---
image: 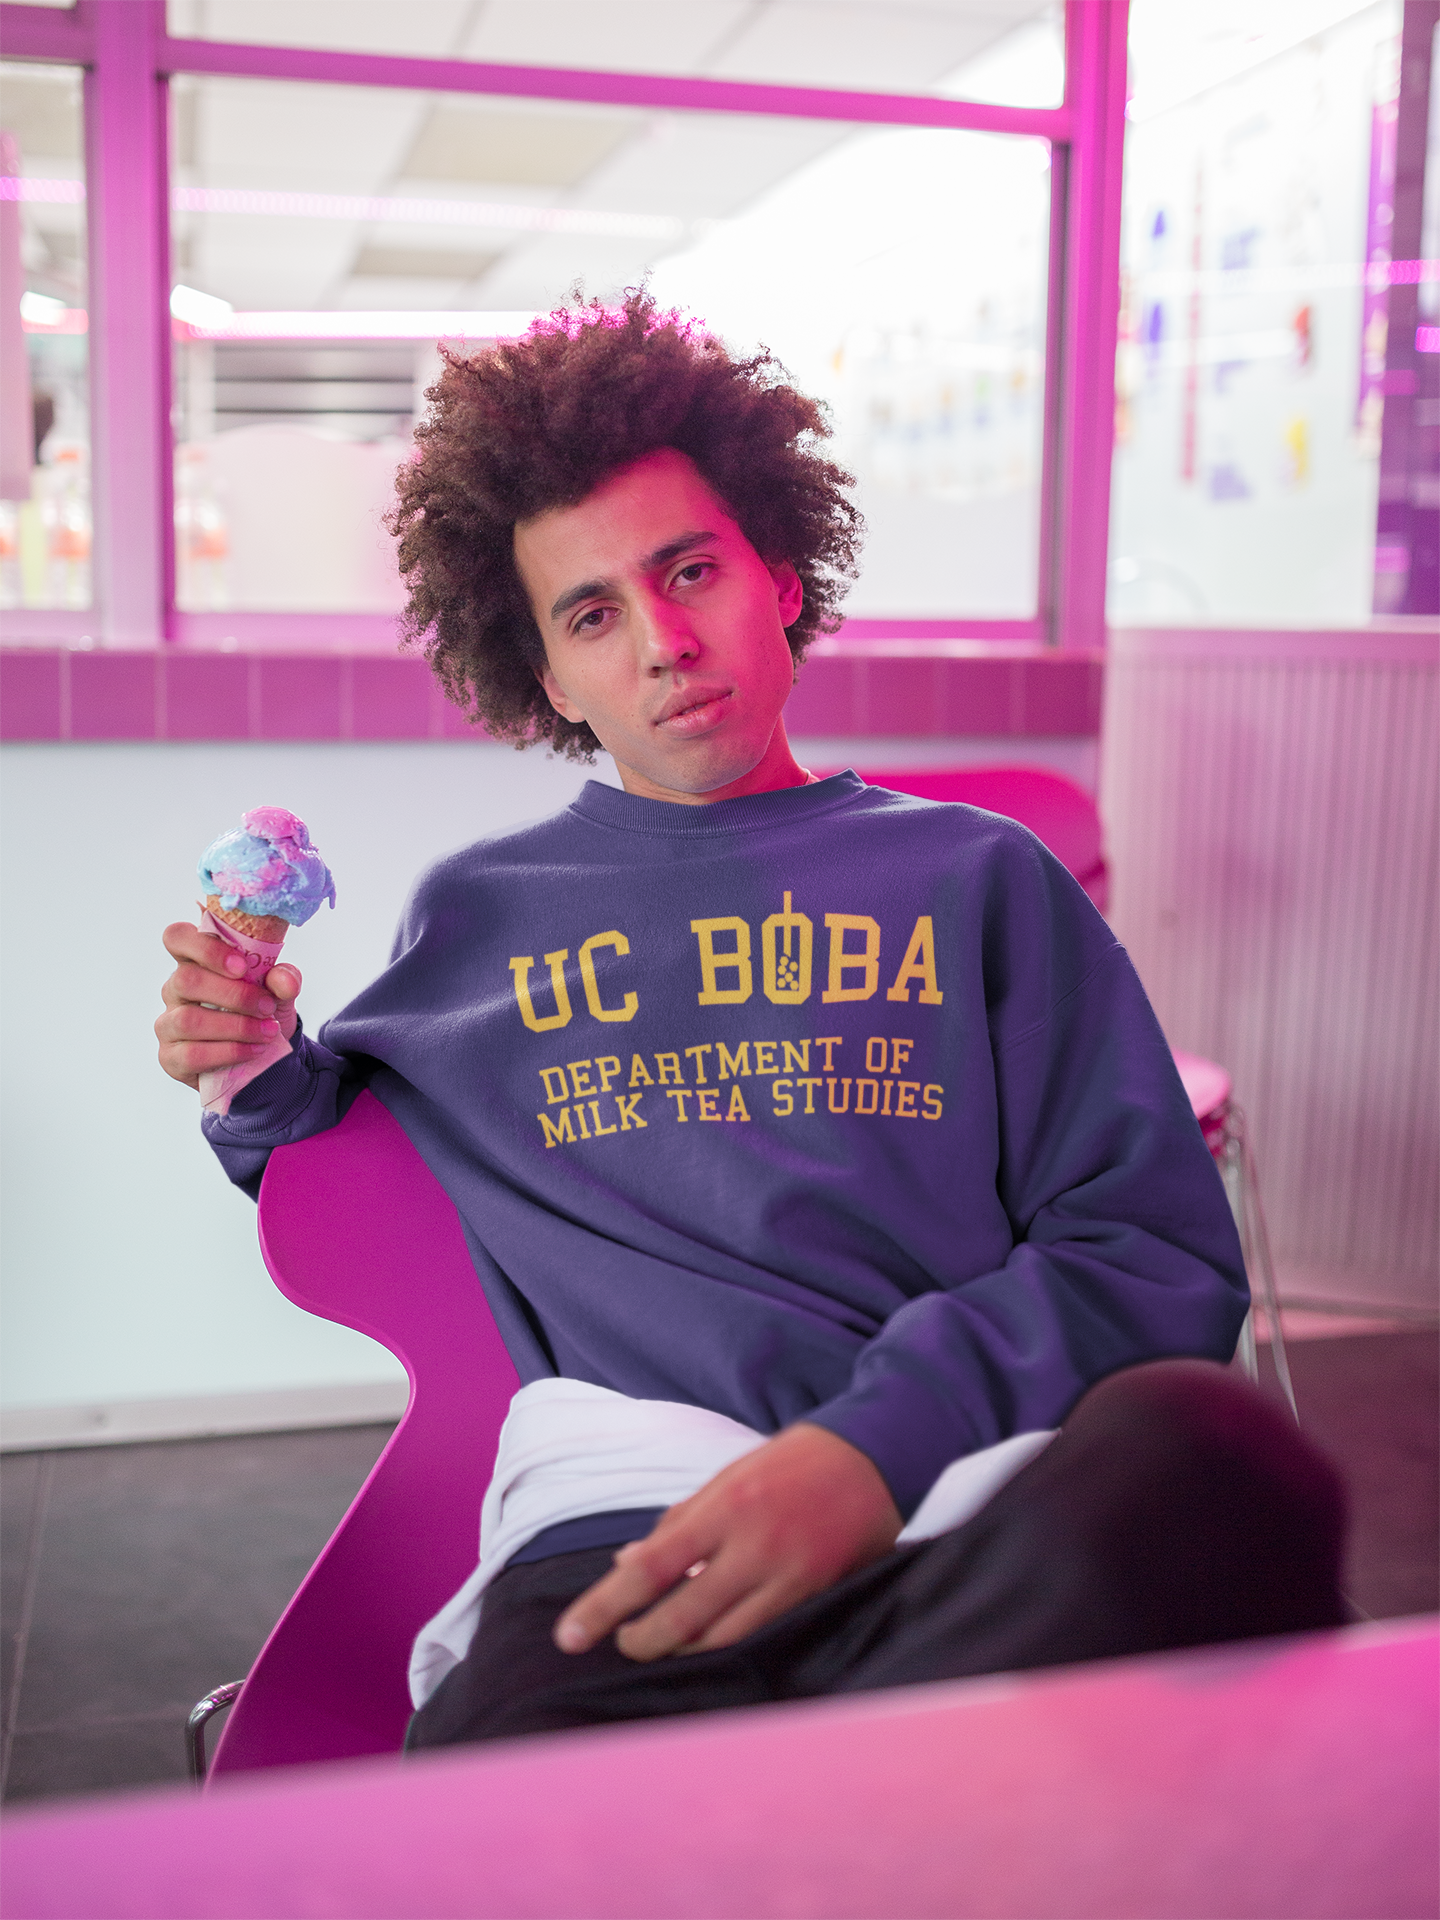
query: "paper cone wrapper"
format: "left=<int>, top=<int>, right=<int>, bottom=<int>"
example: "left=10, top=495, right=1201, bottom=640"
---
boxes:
left=197, top=906, right=293, bottom=1117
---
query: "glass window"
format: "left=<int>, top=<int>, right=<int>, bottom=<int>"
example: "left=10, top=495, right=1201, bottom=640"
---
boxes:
left=165, top=1, right=1064, bottom=109
left=169, top=70, right=1054, bottom=619
left=0, top=60, right=89, bottom=612
left=1110, top=0, right=1427, bottom=625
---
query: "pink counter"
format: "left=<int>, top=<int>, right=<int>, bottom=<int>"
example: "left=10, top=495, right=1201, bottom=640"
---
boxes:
left=3, top=1618, right=1434, bottom=1920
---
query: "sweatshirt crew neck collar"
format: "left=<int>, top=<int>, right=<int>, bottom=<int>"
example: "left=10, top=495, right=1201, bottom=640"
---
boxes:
left=571, top=770, right=866, bottom=837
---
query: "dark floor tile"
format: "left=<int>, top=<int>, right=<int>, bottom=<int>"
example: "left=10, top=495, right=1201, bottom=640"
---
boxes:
left=1, top=1453, right=45, bottom=1728
left=10, top=1424, right=392, bottom=1736
left=3, top=1712, right=194, bottom=1804
left=1261, top=1331, right=1439, bottom=1620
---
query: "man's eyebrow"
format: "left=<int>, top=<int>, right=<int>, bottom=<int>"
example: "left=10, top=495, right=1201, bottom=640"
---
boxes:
left=548, top=532, right=718, bottom=622
left=550, top=576, right=613, bottom=620
left=643, top=530, right=716, bottom=571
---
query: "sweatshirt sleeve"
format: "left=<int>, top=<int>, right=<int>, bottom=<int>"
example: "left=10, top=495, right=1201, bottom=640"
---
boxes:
left=804, top=857, right=1250, bottom=1520
left=201, top=1023, right=361, bottom=1201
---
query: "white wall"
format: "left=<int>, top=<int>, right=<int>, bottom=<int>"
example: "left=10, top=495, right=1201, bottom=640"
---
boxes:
left=1, top=732, right=1093, bottom=1431
left=0, top=740, right=597, bottom=1423
left=1102, top=627, right=1438, bottom=1316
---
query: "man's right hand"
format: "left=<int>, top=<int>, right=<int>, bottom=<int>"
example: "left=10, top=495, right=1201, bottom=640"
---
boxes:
left=156, top=923, right=302, bottom=1093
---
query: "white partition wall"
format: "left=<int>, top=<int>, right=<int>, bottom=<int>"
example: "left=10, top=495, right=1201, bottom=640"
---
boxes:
left=1102, top=624, right=1439, bottom=1317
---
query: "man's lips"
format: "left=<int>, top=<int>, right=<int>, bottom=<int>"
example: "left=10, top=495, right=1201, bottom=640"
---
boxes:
left=654, top=686, right=733, bottom=733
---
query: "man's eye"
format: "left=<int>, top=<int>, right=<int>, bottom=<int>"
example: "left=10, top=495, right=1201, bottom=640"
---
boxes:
left=574, top=607, right=608, bottom=632
left=675, top=563, right=709, bottom=586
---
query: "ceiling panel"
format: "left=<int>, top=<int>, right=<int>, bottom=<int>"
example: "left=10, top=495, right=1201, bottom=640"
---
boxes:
left=168, top=0, right=479, bottom=57
left=460, top=1, right=754, bottom=76
left=0, top=63, right=82, bottom=163
left=573, top=110, right=846, bottom=221
left=187, top=78, right=429, bottom=195
left=397, top=98, right=647, bottom=189
left=709, top=1, right=1025, bottom=90
left=350, top=244, right=502, bottom=280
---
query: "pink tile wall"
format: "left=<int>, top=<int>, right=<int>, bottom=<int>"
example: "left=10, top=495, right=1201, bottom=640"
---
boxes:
left=1, top=644, right=1103, bottom=742
left=69, top=651, right=160, bottom=740
left=164, top=650, right=251, bottom=739
left=0, top=650, right=64, bottom=738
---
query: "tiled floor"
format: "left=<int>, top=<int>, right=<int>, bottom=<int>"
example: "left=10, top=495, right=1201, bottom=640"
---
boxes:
left=2, top=1331, right=1436, bottom=1807
left=1, top=1424, right=392, bottom=1805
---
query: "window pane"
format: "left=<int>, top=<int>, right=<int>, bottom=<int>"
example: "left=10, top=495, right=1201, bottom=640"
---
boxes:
left=0, top=60, right=89, bottom=612
left=164, top=1, right=1063, bottom=108
left=1111, top=0, right=1432, bottom=626
left=170, top=75, right=1052, bottom=619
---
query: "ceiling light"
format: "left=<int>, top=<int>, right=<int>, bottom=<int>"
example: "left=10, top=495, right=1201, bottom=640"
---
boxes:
left=170, top=284, right=234, bottom=327
left=174, top=311, right=540, bottom=341
left=19, top=290, right=66, bottom=325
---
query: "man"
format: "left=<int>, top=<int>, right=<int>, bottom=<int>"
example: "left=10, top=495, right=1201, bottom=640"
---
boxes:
left=157, top=293, right=1345, bottom=1749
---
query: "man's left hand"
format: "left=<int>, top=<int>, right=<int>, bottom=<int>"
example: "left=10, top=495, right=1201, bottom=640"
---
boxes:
left=553, top=1423, right=903, bottom=1661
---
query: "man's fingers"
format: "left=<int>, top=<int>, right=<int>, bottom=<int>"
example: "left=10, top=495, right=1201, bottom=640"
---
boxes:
left=162, top=963, right=277, bottom=1018
left=163, top=920, right=249, bottom=979
left=159, top=1003, right=281, bottom=1045
left=664, top=1576, right=809, bottom=1656
left=553, top=1518, right=715, bottom=1652
left=158, top=919, right=294, bottom=1098
left=611, top=1552, right=766, bottom=1662
left=265, top=963, right=301, bottom=1002
left=161, top=1038, right=275, bottom=1078
left=160, top=983, right=278, bottom=1029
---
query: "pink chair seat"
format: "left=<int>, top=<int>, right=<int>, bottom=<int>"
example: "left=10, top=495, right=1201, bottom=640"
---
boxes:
left=207, top=1089, right=519, bottom=1778
left=1172, top=1048, right=1233, bottom=1153
left=856, top=765, right=1109, bottom=911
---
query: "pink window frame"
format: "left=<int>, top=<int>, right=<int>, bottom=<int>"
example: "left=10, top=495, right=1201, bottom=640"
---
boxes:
left=0, top=0, right=1127, bottom=659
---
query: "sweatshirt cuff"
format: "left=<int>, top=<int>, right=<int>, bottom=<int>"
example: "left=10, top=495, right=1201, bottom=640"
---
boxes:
left=803, top=1378, right=986, bottom=1522
left=202, top=1027, right=346, bottom=1143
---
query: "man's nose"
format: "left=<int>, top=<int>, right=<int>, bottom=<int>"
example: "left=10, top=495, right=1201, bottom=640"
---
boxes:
left=635, top=593, right=698, bottom=670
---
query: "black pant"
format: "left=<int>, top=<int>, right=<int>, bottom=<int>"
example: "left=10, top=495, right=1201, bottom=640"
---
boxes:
left=408, top=1360, right=1348, bottom=1750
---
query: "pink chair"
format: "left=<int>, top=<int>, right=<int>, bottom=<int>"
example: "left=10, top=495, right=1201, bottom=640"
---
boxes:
left=189, top=1089, right=519, bottom=1782
left=855, top=765, right=1109, bottom=911
left=185, top=772, right=1285, bottom=1778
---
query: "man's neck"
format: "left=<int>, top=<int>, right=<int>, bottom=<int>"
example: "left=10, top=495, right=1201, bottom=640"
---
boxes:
left=611, top=725, right=814, bottom=806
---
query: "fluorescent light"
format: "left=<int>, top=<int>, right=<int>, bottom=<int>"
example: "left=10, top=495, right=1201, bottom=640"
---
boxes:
left=170, top=284, right=234, bottom=327
left=0, top=177, right=83, bottom=204
left=19, top=294, right=85, bottom=334
left=171, top=185, right=686, bottom=243
left=19, top=290, right=66, bottom=325
left=175, top=310, right=541, bottom=341
left=2, top=175, right=686, bottom=242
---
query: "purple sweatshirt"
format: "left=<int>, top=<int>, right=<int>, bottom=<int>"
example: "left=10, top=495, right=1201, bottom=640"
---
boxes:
left=204, top=773, right=1246, bottom=1520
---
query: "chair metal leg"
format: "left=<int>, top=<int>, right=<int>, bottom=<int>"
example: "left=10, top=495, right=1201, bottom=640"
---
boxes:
left=1220, top=1105, right=1299, bottom=1421
left=187, top=1680, right=245, bottom=1784
left=1234, top=1306, right=1259, bottom=1384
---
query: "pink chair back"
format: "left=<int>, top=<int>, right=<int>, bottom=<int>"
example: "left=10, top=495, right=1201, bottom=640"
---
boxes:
left=208, top=1089, right=519, bottom=1778
left=857, top=766, right=1108, bottom=912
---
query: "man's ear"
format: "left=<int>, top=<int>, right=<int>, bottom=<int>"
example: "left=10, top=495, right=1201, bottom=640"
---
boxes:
left=535, top=660, right=585, bottom=724
left=770, top=560, right=804, bottom=627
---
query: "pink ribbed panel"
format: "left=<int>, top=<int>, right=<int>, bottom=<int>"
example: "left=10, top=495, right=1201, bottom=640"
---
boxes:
left=1101, top=627, right=1439, bottom=1313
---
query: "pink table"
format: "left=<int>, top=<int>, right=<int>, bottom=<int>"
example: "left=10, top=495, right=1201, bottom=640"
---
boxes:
left=3, top=1619, right=1435, bottom=1920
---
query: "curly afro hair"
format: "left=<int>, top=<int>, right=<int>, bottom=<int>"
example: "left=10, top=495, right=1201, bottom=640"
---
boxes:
left=388, top=289, right=862, bottom=759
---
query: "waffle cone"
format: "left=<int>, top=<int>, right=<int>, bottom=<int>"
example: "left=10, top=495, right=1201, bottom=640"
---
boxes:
left=205, top=896, right=290, bottom=944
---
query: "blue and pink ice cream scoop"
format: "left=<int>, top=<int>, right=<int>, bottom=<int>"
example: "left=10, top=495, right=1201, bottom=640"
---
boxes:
left=198, top=806, right=336, bottom=940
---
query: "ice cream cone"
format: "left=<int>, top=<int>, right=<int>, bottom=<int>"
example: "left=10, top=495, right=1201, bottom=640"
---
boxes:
left=195, top=806, right=334, bottom=1117
left=204, top=895, right=290, bottom=945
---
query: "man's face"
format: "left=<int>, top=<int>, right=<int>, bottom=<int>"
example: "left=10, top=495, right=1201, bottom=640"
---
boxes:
left=513, top=447, right=805, bottom=803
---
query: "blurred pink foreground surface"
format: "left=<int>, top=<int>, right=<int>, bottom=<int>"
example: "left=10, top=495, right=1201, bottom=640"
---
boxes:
left=3, top=1618, right=1434, bottom=1920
